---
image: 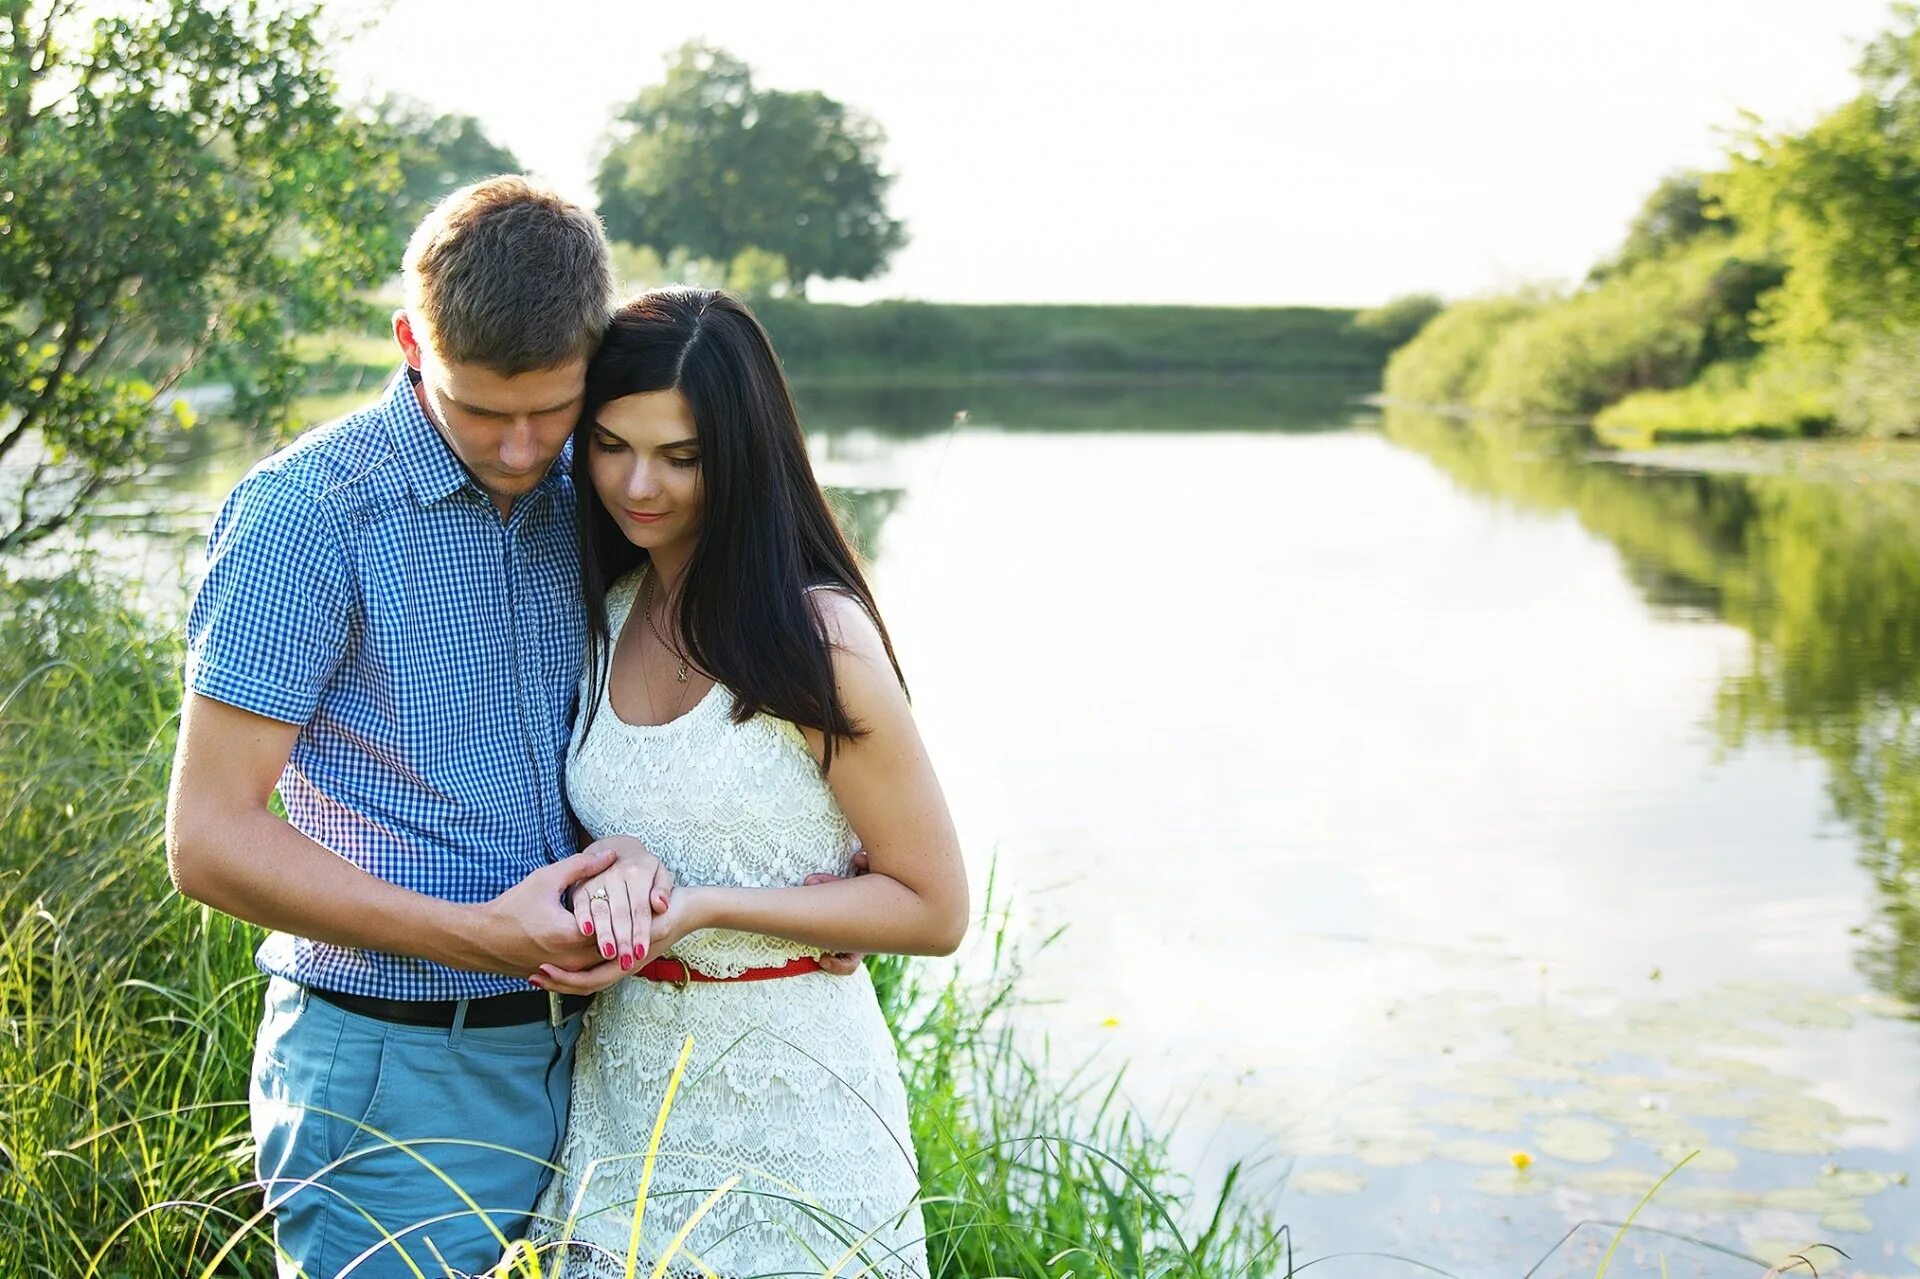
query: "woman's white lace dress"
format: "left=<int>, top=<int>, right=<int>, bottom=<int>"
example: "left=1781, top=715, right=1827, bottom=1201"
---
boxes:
left=530, top=570, right=929, bottom=1278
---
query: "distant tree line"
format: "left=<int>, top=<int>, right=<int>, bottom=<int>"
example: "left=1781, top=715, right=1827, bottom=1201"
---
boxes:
left=1380, top=2, right=1920, bottom=445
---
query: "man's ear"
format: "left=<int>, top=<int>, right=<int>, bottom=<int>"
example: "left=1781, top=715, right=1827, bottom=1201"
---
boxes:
left=393, top=310, right=425, bottom=370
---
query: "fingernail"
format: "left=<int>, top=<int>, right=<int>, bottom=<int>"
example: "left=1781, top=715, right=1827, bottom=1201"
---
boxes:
left=582, top=920, right=594, bottom=935
left=620, top=955, right=634, bottom=971
left=636, top=944, right=647, bottom=960
left=603, top=943, right=615, bottom=958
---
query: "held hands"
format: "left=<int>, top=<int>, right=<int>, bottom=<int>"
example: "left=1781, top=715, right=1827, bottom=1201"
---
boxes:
left=537, top=885, right=707, bottom=995
left=568, top=834, right=675, bottom=963
left=530, top=847, right=873, bottom=994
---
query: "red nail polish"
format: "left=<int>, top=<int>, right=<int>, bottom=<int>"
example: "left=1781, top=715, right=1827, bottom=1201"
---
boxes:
left=620, top=955, right=634, bottom=971
left=582, top=919, right=594, bottom=935
left=601, top=943, right=614, bottom=958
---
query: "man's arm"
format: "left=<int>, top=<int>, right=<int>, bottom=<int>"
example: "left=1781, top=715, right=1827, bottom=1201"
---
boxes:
left=166, top=692, right=612, bottom=977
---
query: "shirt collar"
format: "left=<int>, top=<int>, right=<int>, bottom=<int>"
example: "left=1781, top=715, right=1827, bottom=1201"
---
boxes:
left=380, top=366, right=572, bottom=513
left=382, top=367, right=468, bottom=508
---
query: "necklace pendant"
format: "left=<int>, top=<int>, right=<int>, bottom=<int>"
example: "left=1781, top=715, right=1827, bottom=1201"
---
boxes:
left=675, top=659, right=689, bottom=684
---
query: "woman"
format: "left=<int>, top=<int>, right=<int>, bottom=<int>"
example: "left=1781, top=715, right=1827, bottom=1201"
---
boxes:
left=524, top=289, right=967, bottom=1277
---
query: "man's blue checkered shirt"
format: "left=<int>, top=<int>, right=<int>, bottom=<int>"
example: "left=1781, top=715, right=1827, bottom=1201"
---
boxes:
left=185, top=370, right=584, bottom=999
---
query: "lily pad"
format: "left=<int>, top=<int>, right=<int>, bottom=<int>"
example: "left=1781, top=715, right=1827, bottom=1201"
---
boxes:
left=1565, top=1168, right=1666, bottom=1197
left=1661, top=1185, right=1763, bottom=1212
left=1435, top=1138, right=1524, bottom=1168
left=1816, top=1210, right=1874, bottom=1233
left=1355, top=1137, right=1433, bottom=1168
left=1425, top=1099, right=1524, bottom=1133
left=1656, top=1143, right=1738, bottom=1172
left=1759, top=1187, right=1858, bottom=1214
left=1534, top=1117, right=1616, bottom=1164
left=1821, top=1167, right=1890, bottom=1197
left=1737, top=1127, right=1842, bottom=1155
left=1290, top=1168, right=1366, bottom=1195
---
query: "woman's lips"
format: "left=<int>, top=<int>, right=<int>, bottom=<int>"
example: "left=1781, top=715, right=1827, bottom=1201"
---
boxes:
left=623, top=509, right=668, bottom=524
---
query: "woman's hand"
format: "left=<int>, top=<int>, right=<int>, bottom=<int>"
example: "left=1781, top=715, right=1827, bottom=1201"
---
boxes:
left=569, top=835, right=675, bottom=969
left=532, top=887, right=711, bottom=996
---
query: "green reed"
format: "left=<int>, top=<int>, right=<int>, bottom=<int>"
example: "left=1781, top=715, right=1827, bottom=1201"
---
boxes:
left=0, top=571, right=1283, bottom=1277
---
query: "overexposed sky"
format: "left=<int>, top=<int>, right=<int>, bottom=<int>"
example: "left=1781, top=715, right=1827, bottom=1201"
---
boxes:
left=332, top=0, right=1895, bottom=307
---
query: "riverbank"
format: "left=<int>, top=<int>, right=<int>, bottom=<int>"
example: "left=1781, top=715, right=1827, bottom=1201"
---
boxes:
left=288, top=299, right=1392, bottom=399
left=1600, top=436, right=1920, bottom=486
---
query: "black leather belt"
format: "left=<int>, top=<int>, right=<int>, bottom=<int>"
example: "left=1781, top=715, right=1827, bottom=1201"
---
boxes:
left=309, top=986, right=591, bottom=1028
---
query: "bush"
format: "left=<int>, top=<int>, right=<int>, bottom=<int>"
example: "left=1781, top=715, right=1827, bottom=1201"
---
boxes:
left=1382, top=293, right=1545, bottom=408
left=1474, top=248, right=1755, bottom=421
left=1836, top=328, right=1920, bottom=437
left=1351, top=293, right=1445, bottom=352
left=1593, top=349, right=1838, bottom=446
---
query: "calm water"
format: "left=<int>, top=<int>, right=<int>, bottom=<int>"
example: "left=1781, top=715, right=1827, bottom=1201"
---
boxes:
left=86, top=377, right=1920, bottom=1277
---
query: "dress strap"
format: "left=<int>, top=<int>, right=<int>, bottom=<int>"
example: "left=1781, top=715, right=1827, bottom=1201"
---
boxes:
left=607, top=565, right=648, bottom=640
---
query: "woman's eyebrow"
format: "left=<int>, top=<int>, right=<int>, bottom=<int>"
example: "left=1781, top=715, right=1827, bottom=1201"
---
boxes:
left=654, top=437, right=699, bottom=450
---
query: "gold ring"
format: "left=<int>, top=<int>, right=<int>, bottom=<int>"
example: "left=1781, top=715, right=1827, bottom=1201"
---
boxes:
left=589, top=886, right=610, bottom=901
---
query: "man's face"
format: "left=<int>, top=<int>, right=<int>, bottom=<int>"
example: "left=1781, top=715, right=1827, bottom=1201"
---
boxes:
left=394, top=312, right=585, bottom=514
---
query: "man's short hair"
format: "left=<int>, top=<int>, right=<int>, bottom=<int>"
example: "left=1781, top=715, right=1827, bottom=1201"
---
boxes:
left=403, top=176, right=615, bottom=374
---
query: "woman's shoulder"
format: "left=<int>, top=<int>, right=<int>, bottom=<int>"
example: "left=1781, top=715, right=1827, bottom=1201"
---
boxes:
left=807, top=584, right=886, bottom=657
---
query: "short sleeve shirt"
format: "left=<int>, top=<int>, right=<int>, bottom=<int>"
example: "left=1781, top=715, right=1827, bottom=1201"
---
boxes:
left=185, top=369, right=583, bottom=999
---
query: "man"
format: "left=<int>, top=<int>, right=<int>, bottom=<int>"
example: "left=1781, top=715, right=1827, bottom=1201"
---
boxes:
left=167, top=177, right=674, bottom=1277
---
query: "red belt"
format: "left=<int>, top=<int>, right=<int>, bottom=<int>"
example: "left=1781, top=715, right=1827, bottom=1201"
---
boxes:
left=636, top=955, right=822, bottom=986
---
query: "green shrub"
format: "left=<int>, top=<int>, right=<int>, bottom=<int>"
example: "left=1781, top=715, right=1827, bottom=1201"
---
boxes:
left=1474, top=248, right=1764, bottom=421
left=1836, top=327, right=1920, bottom=437
left=1382, top=293, right=1545, bottom=408
left=1594, top=349, right=1838, bottom=446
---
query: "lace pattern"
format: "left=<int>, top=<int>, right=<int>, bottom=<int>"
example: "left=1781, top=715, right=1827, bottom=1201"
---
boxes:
left=530, top=569, right=929, bottom=1277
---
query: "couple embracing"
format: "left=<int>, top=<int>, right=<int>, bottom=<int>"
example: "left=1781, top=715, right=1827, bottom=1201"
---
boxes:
left=164, top=176, right=966, bottom=1278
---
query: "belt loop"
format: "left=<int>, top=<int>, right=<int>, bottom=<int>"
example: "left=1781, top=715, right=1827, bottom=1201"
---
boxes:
left=548, top=990, right=563, bottom=1028
left=449, top=997, right=470, bottom=1048
left=294, top=983, right=310, bottom=1014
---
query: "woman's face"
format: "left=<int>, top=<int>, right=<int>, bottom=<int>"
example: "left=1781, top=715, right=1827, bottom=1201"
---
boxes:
left=586, top=388, right=705, bottom=559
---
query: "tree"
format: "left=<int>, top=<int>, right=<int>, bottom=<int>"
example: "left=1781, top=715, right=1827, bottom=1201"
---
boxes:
left=1709, top=5, right=1920, bottom=347
left=1352, top=293, right=1444, bottom=352
left=1588, top=170, right=1731, bottom=283
left=595, top=43, right=905, bottom=297
left=0, top=0, right=397, bottom=552
left=369, top=94, right=521, bottom=243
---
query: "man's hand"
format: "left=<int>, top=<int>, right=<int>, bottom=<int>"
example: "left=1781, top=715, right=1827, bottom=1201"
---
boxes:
left=805, top=850, right=870, bottom=976
left=568, top=835, right=676, bottom=971
left=464, top=847, right=618, bottom=976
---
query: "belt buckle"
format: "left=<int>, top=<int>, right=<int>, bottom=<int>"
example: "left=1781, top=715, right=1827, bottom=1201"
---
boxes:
left=673, top=957, right=692, bottom=991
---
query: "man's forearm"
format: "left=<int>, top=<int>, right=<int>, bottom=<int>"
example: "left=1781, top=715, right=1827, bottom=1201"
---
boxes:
left=168, top=807, right=484, bottom=970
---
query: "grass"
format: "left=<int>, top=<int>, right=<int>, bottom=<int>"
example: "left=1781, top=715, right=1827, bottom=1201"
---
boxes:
left=0, top=570, right=1284, bottom=1278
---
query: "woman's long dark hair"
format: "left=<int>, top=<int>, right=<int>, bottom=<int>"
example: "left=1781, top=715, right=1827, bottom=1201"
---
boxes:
left=574, top=288, right=903, bottom=771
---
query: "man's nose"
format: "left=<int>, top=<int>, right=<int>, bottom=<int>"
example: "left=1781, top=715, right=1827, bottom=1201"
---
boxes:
left=500, top=418, right=541, bottom=469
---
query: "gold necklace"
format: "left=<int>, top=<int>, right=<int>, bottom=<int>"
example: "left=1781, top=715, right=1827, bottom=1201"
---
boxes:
left=642, top=569, right=691, bottom=684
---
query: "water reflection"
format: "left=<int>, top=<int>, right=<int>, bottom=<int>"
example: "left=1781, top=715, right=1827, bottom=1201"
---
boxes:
left=793, top=373, right=1375, bottom=437
left=1382, top=408, right=1920, bottom=1012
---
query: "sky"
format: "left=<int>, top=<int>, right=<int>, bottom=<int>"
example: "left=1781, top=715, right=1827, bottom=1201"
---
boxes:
left=331, top=0, right=1899, bottom=308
